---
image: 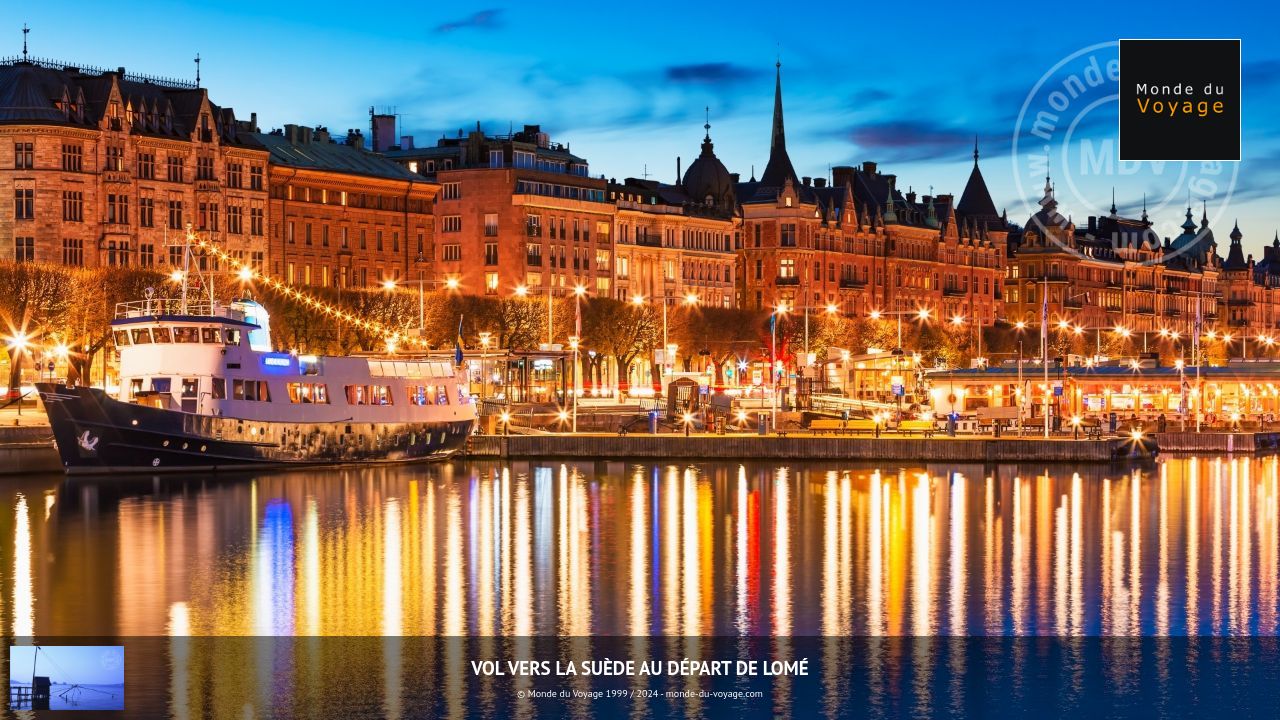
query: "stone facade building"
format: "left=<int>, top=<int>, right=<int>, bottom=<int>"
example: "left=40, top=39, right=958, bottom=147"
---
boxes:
left=0, top=58, right=269, bottom=270
left=251, top=124, right=437, bottom=291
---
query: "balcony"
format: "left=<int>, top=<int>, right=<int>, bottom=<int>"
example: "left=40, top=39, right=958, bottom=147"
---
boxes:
left=526, top=225, right=542, bottom=237
left=776, top=276, right=800, bottom=286
left=838, top=277, right=866, bottom=289
left=526, top=256, right=542, bottom=267
left=1228, top=298, right=1254, bottom=307
left=196, top=180, right=220, bottom=193
left=103, top=170, right=130, bottom=184
left=1164, top=308, right=1181, bottom=317
left=636, top=236, right=662, bottom=248
left=942, top=287, right=966, bottom=297
left=1135, top=307, right=1155, bottom=315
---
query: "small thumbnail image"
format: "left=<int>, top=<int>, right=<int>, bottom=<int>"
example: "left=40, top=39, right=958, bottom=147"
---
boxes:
left=9, top=645, right=124, bottom=711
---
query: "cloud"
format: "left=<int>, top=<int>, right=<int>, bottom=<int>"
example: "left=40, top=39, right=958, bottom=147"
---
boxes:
left=1245, top=60, right=1280, bottom=90
left=664, top=63, right=762, bottom=85
left=849, top=88, right=891, bottom=106
left=435, top=9, right=503, bottom=33
left=848, top=120, right=988, bottom=162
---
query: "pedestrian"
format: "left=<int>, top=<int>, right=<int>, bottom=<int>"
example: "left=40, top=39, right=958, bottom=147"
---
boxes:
left=1157, top=414, right=1167, bottom=433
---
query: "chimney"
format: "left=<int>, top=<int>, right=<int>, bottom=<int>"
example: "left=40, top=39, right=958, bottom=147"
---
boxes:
left=346, top=128, right=364, bottom=148
left=832, top=166, right=854, bottom=188
left=863, top=161, right=878, bottom=175
left=250, top=112, right=258, bottom=132
left=1088, top=216, right=1097, bottom=233
left=400, top=135, right=414, bottom=150
left=313, top=126, right=330, bottom=143
left=283, top=123, right=300, bottom=143
left=814, top=178, right=827, bottom=188
left=676, top=156, right=681, bottom=185
left=802, top=176, right=811, bottom=187
left=906, top=189, right=917, bottom=204
left=730, top=173, right=740, bottom=183
left=371, top=112, right=396, bottom=152
left=117, top=66, right=126, bottom=75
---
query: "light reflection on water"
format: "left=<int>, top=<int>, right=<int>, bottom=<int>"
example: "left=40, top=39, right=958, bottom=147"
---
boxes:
left=0, top=456, right=1276, bottom=639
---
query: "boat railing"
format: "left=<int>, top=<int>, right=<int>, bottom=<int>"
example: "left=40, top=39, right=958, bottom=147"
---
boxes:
left=115, top=299, right=245, bottom=321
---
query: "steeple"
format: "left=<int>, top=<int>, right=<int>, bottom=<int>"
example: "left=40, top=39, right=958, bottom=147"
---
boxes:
left=1038, top=173, right=1057, bottom=213
left=1141, top=193, right=1149, bottom=224
left=1181, top=203, right=1197, bottom=233
left=883, top=179, right=898, bottom=224
left=1225, top=220, right=1247, bottom=270
left=759, top=61, right=799, bottom=188
left=957, top=137, right=999, bottom=221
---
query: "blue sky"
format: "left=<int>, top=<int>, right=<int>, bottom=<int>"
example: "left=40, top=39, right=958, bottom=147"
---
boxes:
left=15, top=1, right=1280, bottom=254
left=9, top=646, right=124, bottom=685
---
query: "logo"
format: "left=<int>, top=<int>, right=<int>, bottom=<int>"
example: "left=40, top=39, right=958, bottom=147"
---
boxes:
left=1012, top=41, right=1239, bottom=267
left=1119, top=39, right=1241, bottom=161
left=76, top=430, right=99, bottom=453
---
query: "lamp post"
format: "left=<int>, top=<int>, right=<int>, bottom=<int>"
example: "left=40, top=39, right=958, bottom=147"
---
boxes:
left=478, top=331, right=492, bottom=405
left=569, top=335, right=580, bottom=433
left=868, top=307, right=931, bottom=355
left=570, top=285, right=586, bottom=433
left=771, top=302, right=788, bottom=418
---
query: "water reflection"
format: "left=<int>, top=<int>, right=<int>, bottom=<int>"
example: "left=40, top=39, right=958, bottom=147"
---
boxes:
left=4, top=457, right=1280, bottom=640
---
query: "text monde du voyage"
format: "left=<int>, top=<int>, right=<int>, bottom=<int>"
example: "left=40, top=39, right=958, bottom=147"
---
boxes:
left=1134, top=82, right=1228, bottom=117
left=470, top=658, right=810, bottom=677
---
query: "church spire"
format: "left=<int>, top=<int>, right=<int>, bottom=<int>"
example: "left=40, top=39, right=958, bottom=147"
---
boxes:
left=759, top=60, right=799, bottom=188
left=957, top=136, right=999, bottom=222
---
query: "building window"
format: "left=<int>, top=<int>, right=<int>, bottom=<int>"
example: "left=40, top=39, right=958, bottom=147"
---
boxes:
left=442, top=182, right=461, bottom=200
left=137, top=153, right=155, bottom=180
left=105, top=144, right=124, bottom=172
left=527, top=243, right=542, bottom=266
left=443, top=244, right=461, bottom=262
left=61, top=191, right=84, bottom=222
left=169, top=246, right=183, bottom=266
left=139, top=244, right=155, bottom=266
left=595, top=249, right=609, bottom=270
left=485, top=272, right=498, bottom=294
left=106, top=240, right=131, bottom=267
left=227, top=163, right=242, bottom=188
left=107, top=193, right=129, bottom=224
left=484, top=242, right=498, bottom=265
left=484, top=213, right=498, bottom=237
left=14, top=142, right=33, bottom=169
left=61, top=238, right=84, bottom=266
left=305, top=223, right=313, bottom=246
left=14, top=188, right=33, bottom=220
left=287, top=221, right=295, bottom=244
left=196, top=154, right=214, bottom=181
left=755, top=259, right=763, bottom=280
left=342, top=227, right=350, bottom=249
left=168, top=200, right=183, bottom=229
left=249, top=165, right=264, bottom=190
left=781, top=223, right=797, bottom=247
left=442, top=216, right=462, bottom=233
left=227, top=206, right=243, bottom=234
left=376, top=230, right=384, bottom=251
left=166, top=155, right=183, bottom=182
left=322, top=225, right=329, bottom=247
left=14, top=237, right=34, bottom=262
left=250, top=206, right=264, bottom=236
left=615, top=256, right=628, bottom=279
left=489, top=150, right=503, bottom=168
left=60, top=143, right=83, bottom=172
left=779, top=258, right=795, bottom=278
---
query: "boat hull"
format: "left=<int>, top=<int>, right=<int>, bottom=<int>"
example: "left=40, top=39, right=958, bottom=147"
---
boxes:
left=37, top=384, right=474, bottom=475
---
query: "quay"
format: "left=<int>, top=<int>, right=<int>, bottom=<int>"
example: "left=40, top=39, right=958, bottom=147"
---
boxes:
left=466, top=433, right=1144, bottom=463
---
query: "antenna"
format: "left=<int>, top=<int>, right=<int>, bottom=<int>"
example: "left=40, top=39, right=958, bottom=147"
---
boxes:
left=22, top=23, right=29, bottom=60
left=193, top=53, right=200, bottom=87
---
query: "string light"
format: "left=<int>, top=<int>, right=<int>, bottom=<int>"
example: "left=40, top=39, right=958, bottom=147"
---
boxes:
left=192, top=238, right=436, bottom=350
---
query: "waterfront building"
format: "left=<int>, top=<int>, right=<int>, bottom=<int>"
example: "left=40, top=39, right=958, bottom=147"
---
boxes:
left=1005, top=181, right=1223, bottom=346
left=734, top=64, right=1008, bottom=329
left=0, top=56, right=268, bottom=269
left=384, top=124, right=613, bottom=299
left=250, top=124, right=437, bottom=290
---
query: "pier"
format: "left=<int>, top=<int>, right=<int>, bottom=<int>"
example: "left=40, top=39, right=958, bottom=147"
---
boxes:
left=466, top=434, right=1141, bottom=463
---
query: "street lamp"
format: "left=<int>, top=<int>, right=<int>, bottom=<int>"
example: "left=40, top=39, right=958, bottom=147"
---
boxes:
left=478, top=331, right=492, bottom=405
left=569, top=334, right=580, bottom=433
left=771, top=302, right=789, bottom=419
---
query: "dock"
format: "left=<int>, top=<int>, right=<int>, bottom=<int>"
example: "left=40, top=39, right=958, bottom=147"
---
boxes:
left=466, top=434, right=1144, bottom=463
left=1157, top=431, right=1280, bottom=453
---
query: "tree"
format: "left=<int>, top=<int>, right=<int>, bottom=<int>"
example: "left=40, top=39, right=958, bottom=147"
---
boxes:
left=0, top=263, right=74, bottom=392
left=62, top=267, right=167, bottom=385
left=581, top=297, right=658, bottom=391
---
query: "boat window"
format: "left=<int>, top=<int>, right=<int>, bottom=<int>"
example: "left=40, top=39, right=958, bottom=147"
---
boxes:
left=299, top=356, right=319, bottom=375
left=345, top=384, right=393, bottom=405
left=232, top=379, right=271, bottom=402
left=152, top=377, right=172, bottom=393
left=224, top=329, right=241, bottom=346
left=181, top=378, right=199, bottom=398
left=407, top=385, right=430, bottom=406
left=113, top=330, right=130, bottom=347
left=128, top=378, right=143, bottom=399
left=287, top=382, right=329, bottom=404
left=436, top=385, right=449, bottom=405
left=201, top=327, right=220, bottom=343
left=457, top=386, right=470, bottom=405
left=131, top=328, right=153, bottom=344
left=152, top=327, right=173, bottom=343
left=174, top=327, right=199, bottom=343
left=212, top=378, right=226, bottom=400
